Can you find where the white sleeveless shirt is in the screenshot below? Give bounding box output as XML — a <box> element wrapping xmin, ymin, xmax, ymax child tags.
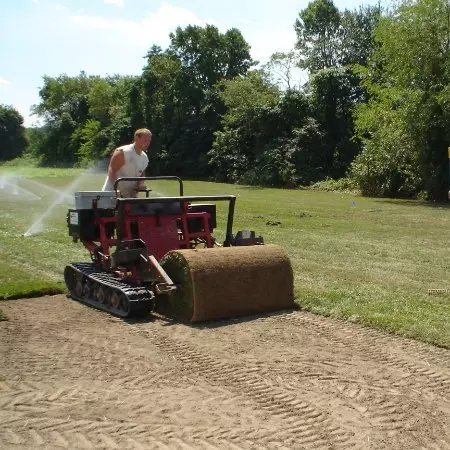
<box><xmin>102</xmin><ymin>143</ymin><xmax>149</xmax><ymax>197</ymax></box>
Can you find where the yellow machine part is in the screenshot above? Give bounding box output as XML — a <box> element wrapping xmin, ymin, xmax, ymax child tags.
<box><xmin>159</xmin><ymin>244</ymin><xmax>294</xmax><ymax>322</ymax></box>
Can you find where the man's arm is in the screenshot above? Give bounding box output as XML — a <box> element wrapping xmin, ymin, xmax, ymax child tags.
<box><xmin>107</xmin><ymin>149</ymin><xmax>125</xmax><ymax>185</ymax></box>
<box><xmin>136</xmin><ymin>170</ymin><xmax>147</xmax><ymax>189</ymax></box>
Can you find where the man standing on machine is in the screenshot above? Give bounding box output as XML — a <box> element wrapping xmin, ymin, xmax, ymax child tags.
<box><xmin>102</xmin><ymin>128</ymin><xmax>152</xmax><ymax>197</ymax></box>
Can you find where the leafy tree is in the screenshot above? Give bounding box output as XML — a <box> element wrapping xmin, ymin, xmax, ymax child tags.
<box><xmin>351</xmin><ymin>93</ymin><xmax>421</xmax><ymax>197</ymax></box>
<box><xmin>292</xmin><ymin>1</ymin><xmax>382</xmax><ymax>183</ymax></box>
<box><xmin>339</xmin><ymin>4</ymin><xmax>382</xmax><ymax>67</ymax></box>
<box><xmin>169</xmin><ymin>25</ymin><xmax>252</xmax><ymax>89</ymax></box>
<box><xmin>209</xmin><ymin>71</ymin><xmax>281</xmax><ymax>182</ymax></box>
<box><xmin>262</xmin><ymin>118</ymin><xmax>327</xmax><ymax>186</ymax></box>
<box><xmin>309</xmin><ymin>67</ymin><xmax>360</xmax><ymax>177</ymax></box>
<box><xmin>88</xmin><ymin>78</ymin><xmax>115</xmax><ymax>125</ymax></box>
<box><xmin>217</xmin><ymin>70</ymin><xmax>279</xmax><ymax>125</ymax></box>
<box><xmin>105</xmin><ymin>76</ymin><xmax>143</xmax><ymax>151</ymax></box>
<box><xmin>29</xmin><ymin>72</ymin><xmax>142</xmax><ymax>164</ymax></box>
<box><xmin>140</xmin><ymin>25</ymin><xmax>253</xmax><ymax>178</ymax></box>
<box><xmin>32</xmin><ymin>72</ymin><xmax>91</xmax><ymax>122</ymax></box>
<box><xmin>129</xmin><ymin>80</ymin><xmax>145</xmax><ymax>131</ymax></box>
<box><xmin>294</xmin><ymin>0</ymin><xmax>341</xmax><ymax>72</ymax></box>
<box><xmin>294</xmin><ymin>0</ymin><xmax>381</xmax><ymax>72</ymax></box>
<box><xmin>0</xmin><ymin>105</ymin><xmax>28</xmax><ymax>161</ymax></box>
<box><xmin>351</xmin><ymin>0</ymin><xmax>450</xmax><ymax>199</ymax></box>
<box><xmin>31</xmin><ymin>72</ymin><xmax>94</xmax><ymax>163</ymax></box>
<box><xmin>73</xmin><ymin>119</ymin><xmax>103</xmax><ymax>166</ymax></box>
<box><xmin>210</xmin><ymin>71</ymin><xmax>325</xmax><ymax>186</ymax></box>
<box><xmin>263</xmin><ymin>51</ymin><xmax>301</xmax><ymax>91</ymax></box>
<box><xmin>141</xmin><ymin>51</ymin><xmax>202</xmax><ymax>175</ymax></box>
<box><xmin>29</xmin><ymin>113</ymin><xmax>77</xmax><ymax>165</ymax></box>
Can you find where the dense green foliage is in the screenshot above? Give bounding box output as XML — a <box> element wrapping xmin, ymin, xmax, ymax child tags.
<box><xmin>351</xmin><ymin>0</ymin><xmax>450</xmax><ymax>200</ymax></box>
<box><xmin>6</xmin><ymin>0</ymin><xmax>450</xmax><ymax>199</ymax></box>
<box><xmin>0</xmin><ymin>105</ymin><xmax>27</xmax><ymax>161</ymax></box>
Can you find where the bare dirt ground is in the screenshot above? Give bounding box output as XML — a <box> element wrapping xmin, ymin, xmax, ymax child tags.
<box><xmin>0</xmin><ymin>295</ymin><xmax>449</xmax><ymax>449</ymax></box>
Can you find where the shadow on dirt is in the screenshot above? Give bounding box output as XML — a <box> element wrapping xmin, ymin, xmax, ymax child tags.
<box><xmin>125</xmin><ymin>303</ymin><xmax>301</xmax><ymax>329</ymax></box>
<box><xmin>67</xmin><ymin>291</ymin><xmax>302</xmax><ymax>330</ymax></box>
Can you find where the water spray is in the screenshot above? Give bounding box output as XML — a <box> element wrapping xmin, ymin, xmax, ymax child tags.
<box><xmin>24</xmin><ymin>178</ymin><xmax>73</xmax><ymax>202</ymax></box>
<box><xmin>0</xmin><ymin>175</ymin><xmax>41</xmax><ymax>201</ymax></box>
<box><xmin>22</xmin><ymin>165</ymin><xmax>105</xmax><ymax>237</ymax></box>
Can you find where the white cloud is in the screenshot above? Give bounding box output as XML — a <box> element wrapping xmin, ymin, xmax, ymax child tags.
<box><xmin>0</xmin><ymin>77</ymin><xmax>11</xmax><ymax>87</ymax></box>
<box><xmin>49</xmin><ymin>2</ymin><xmax>66</xmax><ymax>11</ymax></box>
<box><xmin>104</xmin><ymin>0</ymin><xmax>124</xmax><ymax>7</ymax></box>
<box><xmin>244</xmin><ymin>25</ymin><xmax>297</xmax><ymax>63</ymax></box>
<box><xmin>71</xmin><ymin>15</ymin><xmax>127</xmax><ymax>30</ymax></box>
<box><xmin>71</xmin><ymin>2</ymin><xmax>208</xmax><ymax>48</ymax></box>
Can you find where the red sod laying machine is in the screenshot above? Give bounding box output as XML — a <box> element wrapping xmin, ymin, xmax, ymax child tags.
<box><xmin>64</xmin><ymin>177</ymin><xmax>294</xmax><ymax>322</ymax></box>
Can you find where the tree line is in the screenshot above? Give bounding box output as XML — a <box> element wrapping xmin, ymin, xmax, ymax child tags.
<box><xmin>1</xmin><ymin>0</ymin><xmax>449</xmax><ymax>200</ymax></box>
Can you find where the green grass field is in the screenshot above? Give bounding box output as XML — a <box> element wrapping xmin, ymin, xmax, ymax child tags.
<box><xmin>0</xmin><ymin>166</ymin><xmax>449</xmax><ymax>347</ymax></box>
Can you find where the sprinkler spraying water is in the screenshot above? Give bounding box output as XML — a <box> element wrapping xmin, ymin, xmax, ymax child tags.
<box><xmin>12</xmin><ymin>178</ymin><xmax>19</xmax><ymax>196</ymax></box>
<box><xmin>23</xmin><ymin>220</ymin><xmax>44</xmax><ymax>237</ymax></box>
<box><xmin>24</xmin><ymin>178</ymin><xmax>73</xmax><ymax>202</ymax></box>
<box><xmin>0</xmin><ymin>175</ymin><xmax>41</xmax><ymax>201</ymax></box>
<box><xmin>19</xmin><ymin>160</ymin><xmax>172</xmax><ymax>237</ymax></box>
<box><xmin>22</xmin><ymin>171</ymin><xmax>96</xmax><ymax>237</ymax></box>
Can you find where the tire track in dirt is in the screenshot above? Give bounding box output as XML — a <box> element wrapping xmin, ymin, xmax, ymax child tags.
<box><xmin>0</xmin><ymin>301</ymin><xmax>301</xmax><ymax>448</ymax></box>
<box><xmin>0</xmin><ymin>378</ymin><xmax>286</xmax><ymax>441</ymax></box>
<box><xmin>2</xmin><ymin>308</ymin><xmax>348</xmax><ymax>449</ymax></box>
<box><xmin>1</xmin><ymin>297</ymin><xmax>449</xmax><ymax>449</ymax></box>
<box><xmin>0</xmin><ymin>416</ymin><xmax>286</xmax><ymax>449</ymax></box>
<box><xmin>1</xmin><ymin>329</ymin><xmax>249</xmax><ymax>429</ymax></box>
<box><xmin>1</xmin><ymin>347</ymin><xmax>334</xmax><ymax>447</ymax></box>
<box><xmin>0</xmin><ymin>311</ymin><xmax>175</xmax><ymax>387</ymax></box>
<box><xmin>268</xmin><ymin>312</ymin><xmax>450</xmax><ymax>397</ymax></box>
<box><xmin>128</xmin><ymin>322</ymin><xmax>357</xmax><ymax>449</ymax></box>
<box><xmin>146</xmin><ymin>311</ymin><xmax>449</xmax><ymax>448</ymax></box>
<box><xmin>1</xmin><ymin>426</ymin><xmax>263</xmax><ymax>450</ymax></box>
<box><xmin>251</xmin><ymin>312</ymin><xmax>450</xmax><ymax>443</ymax></box>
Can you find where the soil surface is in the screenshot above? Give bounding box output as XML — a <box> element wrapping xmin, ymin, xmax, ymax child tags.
<box><xmin>0</xmin><ymin>295</ymin><xmax>449</xmax><ymax>449</ymax></box>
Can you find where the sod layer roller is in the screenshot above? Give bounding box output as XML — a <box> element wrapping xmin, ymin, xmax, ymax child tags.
<box><xmin>159</xmin><ymin>244</ymin><xmax>294</xmax><ymax>322</ymax></box>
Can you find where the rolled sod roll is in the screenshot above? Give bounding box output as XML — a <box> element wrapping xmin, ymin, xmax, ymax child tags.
<box><xmin>159</xmin><ymin>244</ymin><xmax>294</xmax><ymax>322</ymax></box>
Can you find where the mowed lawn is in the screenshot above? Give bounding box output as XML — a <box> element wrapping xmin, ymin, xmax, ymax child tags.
<box><xmin>0</xmin><ymin>167</ymin><xmax>449</xmax><ymax>348</ymax></box>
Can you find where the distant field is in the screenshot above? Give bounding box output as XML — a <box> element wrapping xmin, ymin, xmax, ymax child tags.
<box><xmin>0</xmin><ymin>166</ymin><xmax>449</xmax><ymax>347</ymax></box>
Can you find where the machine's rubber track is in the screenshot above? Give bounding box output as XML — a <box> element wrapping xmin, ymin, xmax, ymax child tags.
<box><xmin>64</xmin><ymin>263</ymin><xmax>154</xmax><ymax>318</ymax></box>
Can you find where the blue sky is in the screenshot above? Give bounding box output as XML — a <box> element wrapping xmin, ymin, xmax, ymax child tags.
<box><xmin>0</xmin><ymin>0</ymin><xmax>379</xmax><ymax>126</ymax></box>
